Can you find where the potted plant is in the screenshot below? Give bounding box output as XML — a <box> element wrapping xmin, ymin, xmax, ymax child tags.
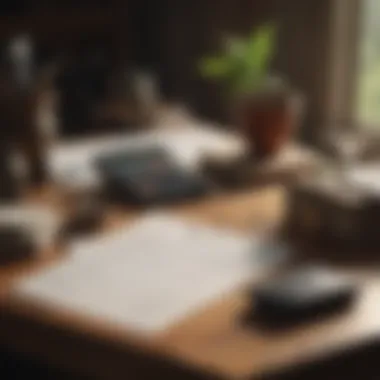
<box><xmin>199</xmin><ymin>23</ymin><xmax>303</xmax><ymax>160</ymax></box>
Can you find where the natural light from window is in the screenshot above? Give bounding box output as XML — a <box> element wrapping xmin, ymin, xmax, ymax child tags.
<box><xmin>357</xmin><ymin>0</ymin><xmax>380</xmax><ymax>126</ymax></box>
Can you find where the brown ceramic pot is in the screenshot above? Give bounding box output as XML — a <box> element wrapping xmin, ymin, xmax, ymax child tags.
<box><xmin>237</xmin><ymin>91</ymin><xmax>303</xmax><ymax>160</ymax></box>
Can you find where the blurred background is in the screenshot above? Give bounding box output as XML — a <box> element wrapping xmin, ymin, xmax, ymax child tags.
<box><xmin>1</xmin><ymin>1</ymin><xmax>380</xmax><ymax>379</ymax></box>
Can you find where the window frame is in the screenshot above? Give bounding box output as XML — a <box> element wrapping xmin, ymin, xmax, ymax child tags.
<box><xmin>325</xmin><ymin>0</ymin><xmax>362</xmax><ymax>130</ymax></box>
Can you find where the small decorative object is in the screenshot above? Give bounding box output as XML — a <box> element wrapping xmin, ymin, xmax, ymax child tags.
<box><xmin>282</xmin><ymin>171</ymin><xmax>380</xmax><ymax>257</ymax></box>
<box><xmin>322</xmin><ymin>129</ymin><xmax>368</xmax><ymax>176</ymax></box>
<box><xmin>0</xmin><ymin>34</ymin><xmax>47</xmax><ymax>186</ymax></box>
<box><xmin>104</xmin><ymin>68</ymin><xmax>160</xmax><ymax>127</ymax></box>
<box><xmin>0</xmin><ymin>206</ymin><xmax>61</xmax><ymax>264</ymax></box>
<box><xmin>199</xmin><ymin>24</ymin><xmax>304</xmax><ymax>160</ymax></box>
<box><xmin>128</xmin><ymin>70</ymin><xmax>160</xmax><ymax>124</ymax></box>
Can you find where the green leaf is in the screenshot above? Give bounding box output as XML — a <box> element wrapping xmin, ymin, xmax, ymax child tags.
<box><xmin>198</xmin><ymin>56</ymin><xmax>232</xmax><ymax>79</ymax></box>
<box><xmin>245</xmin><ymin>23</ymin><xmax>277</xmax><ymax>82</ymax></box>
<box><xmin>198</xmin><ymin>22</ymin><xmax>278</xmax><ymax>96</ymax></box>
<box><xmin>225</xmin><ymin>36</ymin><xmax>246</xmax><ymax>61</ymax></box>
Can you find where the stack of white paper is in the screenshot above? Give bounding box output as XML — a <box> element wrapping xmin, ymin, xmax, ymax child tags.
<box><xmin>346</xmin><ymin>163</ymin><xmax>380</xmax><ymax>194</ymax></box>
<box><xmin>14</xmin><ymin>215</ymin><xmax>260</xmax><ymax>334</ymax></box>
<box><xmin>47</xmin><ymin>126</ymin><xmax>243</xmax><ymax>192</ymax></box>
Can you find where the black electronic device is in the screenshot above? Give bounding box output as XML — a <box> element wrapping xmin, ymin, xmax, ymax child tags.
<box><xmin>249</xmin><ymin>266</ymin><xmax>357</xmax><ymax>329</ymax></box>
<box><xmin>96</xmin><ymin>147</ymin><xmax>210</xmax><ymax>205</ymax></box>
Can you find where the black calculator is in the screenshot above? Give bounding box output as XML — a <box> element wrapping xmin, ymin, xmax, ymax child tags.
<box><xmin>96</xmin><ymin>147</ymin><xmax>210</xmax><ymax>205</ymax></box>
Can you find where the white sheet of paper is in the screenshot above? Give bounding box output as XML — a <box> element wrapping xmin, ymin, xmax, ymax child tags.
<box><xmin>47</xmin><ymin>126</ymin><xmax>243</xmax><ymax>191</ymax></box>
<box><xmin>13</xmin><ymin>214</ymin><xmax>259</xmax><ymax>334</ymax></box>
<box><xmin>346</xmin><ymin>163</ymin><xmax>380</xmax><ymax>194</ymax></box>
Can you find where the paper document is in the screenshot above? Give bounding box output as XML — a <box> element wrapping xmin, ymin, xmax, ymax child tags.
<box><xmin>47</xmin><ymin>126</ymin><xmax>243</xmax><ymax>191</ymax></box>
<box><xmin>14</xmin><ymin>214</ymin><xmax>260</xmax><ymax>334</ymax></box>
<box><xmin>347</xmin><ymin>163</ymin><xmax>380</xmax><ymax>194</ymax></box>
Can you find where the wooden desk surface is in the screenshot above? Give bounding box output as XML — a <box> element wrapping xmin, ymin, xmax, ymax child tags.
<box><xmin>0</xmin><ymin>186</ymin><xmax>380</xmax><ymax>380</ymax></box>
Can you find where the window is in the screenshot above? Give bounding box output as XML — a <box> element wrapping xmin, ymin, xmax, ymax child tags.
<box><xmin>357</xmin><ymin>0</ymin><xmax>380</xmax><ymax>127</ymax></box>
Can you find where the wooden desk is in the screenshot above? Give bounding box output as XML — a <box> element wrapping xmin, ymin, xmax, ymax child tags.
<box><xmin>0</xmin><ymin>186</ymin><xmax>380</xmax><ymax>380</ymax></box>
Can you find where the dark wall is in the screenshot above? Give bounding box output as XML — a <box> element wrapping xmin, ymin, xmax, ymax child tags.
<box><xmin>0</xmin><ymin>1</ymin><xmax>130</xmax><ymax>62</ymax></box>
<box><xmin>0</xmin><ymin>1</ymin><xmax>332</xmax><ymax>139</ymax></box>
<box><xmin>277</xmin><ymin>1</ymin><xmax>332</xmax><ymax>140</ymax></box>
<box><xmin>141</xmin><ymin>0</ymin><xmax>333</xmax><ymax>139</ymax></box>
<box><xmin>127</xmin><ymin>0</ymin><xmax>170</xmax><ymax>88</ymax></box>
<box><xmin>160</xmin><ymin>0</ymin><xmax>282</xmax><ymax>120</ymax></box>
